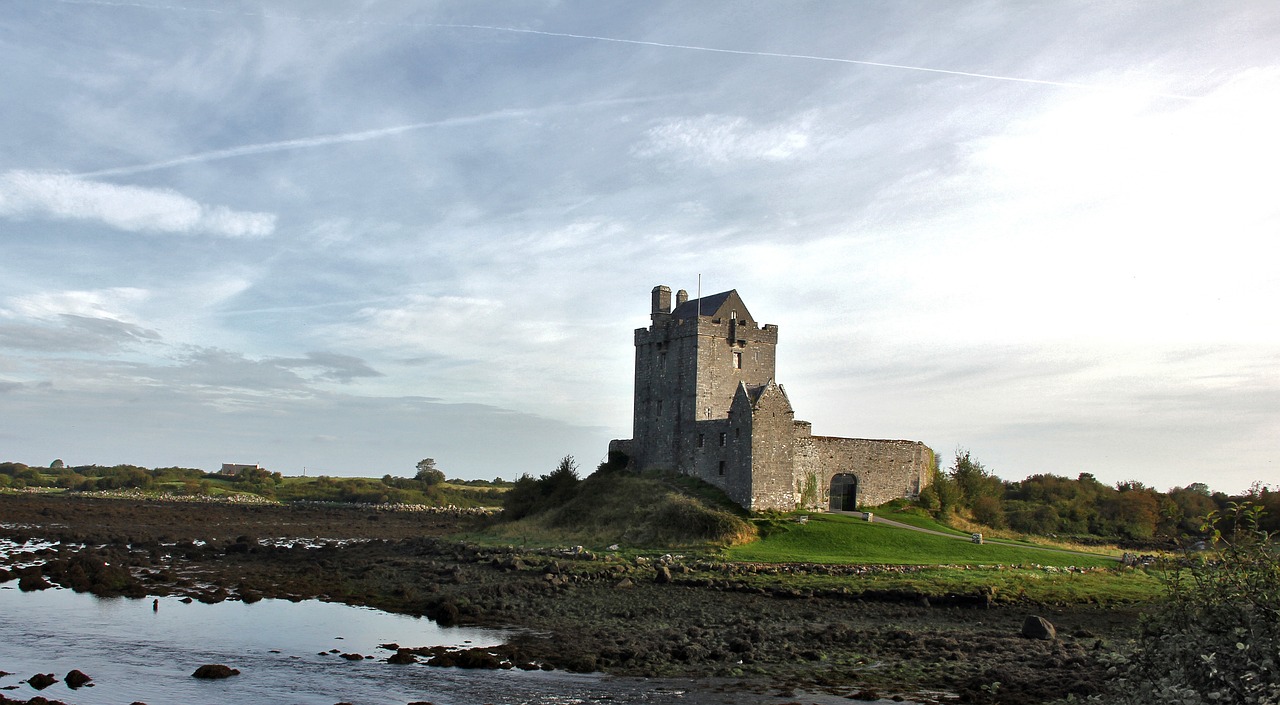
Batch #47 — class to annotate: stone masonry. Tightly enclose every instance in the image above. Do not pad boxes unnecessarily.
[609,285,933,512]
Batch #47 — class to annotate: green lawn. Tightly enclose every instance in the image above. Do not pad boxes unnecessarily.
[727,513,1115,568]
[870,508,971,535]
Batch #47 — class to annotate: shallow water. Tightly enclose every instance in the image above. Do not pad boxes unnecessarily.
[0,586,902,705]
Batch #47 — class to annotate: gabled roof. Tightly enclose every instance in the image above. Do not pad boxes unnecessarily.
[671,289,753,322]
[735,379,793,413]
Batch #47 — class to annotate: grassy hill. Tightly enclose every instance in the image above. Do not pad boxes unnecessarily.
[728,512,1116,568]
[486,471,756,548]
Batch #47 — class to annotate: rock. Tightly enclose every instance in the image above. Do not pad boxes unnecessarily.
[191,664,240,679]
[614,577,634,589]
[27,673,57,689]
[654,566,672,584]
[387,651,417,664]
[1021,615,1057,640]
[65,669,93,688]
[18,573,52,592]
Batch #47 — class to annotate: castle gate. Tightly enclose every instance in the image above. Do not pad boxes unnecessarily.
[828,473,858,511]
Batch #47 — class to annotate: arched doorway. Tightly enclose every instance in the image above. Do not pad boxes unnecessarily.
[828,473,858,511]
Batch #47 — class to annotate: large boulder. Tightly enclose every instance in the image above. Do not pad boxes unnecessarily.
[27,673,57,689]
[65,669,93,688]
[19,572,52,592]
[1021,615,1057,640]
[192,664,240,679]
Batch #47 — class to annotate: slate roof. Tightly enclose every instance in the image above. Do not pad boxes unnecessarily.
[672,290,741,320]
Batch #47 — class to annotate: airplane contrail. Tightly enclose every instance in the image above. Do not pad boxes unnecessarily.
[47,0,1202,102]
[74,100,644,178]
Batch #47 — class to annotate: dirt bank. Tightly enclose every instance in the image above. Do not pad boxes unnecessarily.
[0,493,1141,704]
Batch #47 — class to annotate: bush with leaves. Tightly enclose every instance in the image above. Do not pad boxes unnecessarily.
[1100,502,1279,704]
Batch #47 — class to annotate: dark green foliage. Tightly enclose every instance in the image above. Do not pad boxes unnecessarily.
[1102,503,1280,704]
[415,458,446,486]
[595,450,629,474]
[500,455,580,520]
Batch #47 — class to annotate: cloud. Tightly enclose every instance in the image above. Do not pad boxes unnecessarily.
[0,314,161,353]
[633,114,812,164]
[160,348,382,393]
[5,287,150,321]
[0,381,22,394]
[276,351,384,383]
[0,170,275,238]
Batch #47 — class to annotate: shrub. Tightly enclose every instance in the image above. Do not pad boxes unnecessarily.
[1100,502,1279,704]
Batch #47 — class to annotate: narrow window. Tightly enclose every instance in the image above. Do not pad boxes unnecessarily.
[719,432,727,447]
[657,400,663,414]
[733,351,742,369]
[697,434,705,448]
[735,428,741,439]
[718,461,726,476]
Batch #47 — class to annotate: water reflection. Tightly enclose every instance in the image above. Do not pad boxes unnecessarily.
[1,584,903,705]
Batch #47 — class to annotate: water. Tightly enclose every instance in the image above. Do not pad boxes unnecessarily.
[1,587,890,705]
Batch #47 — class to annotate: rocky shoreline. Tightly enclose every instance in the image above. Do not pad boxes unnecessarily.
[0,493,1141,704]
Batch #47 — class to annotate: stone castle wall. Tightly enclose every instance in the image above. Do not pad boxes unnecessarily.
[793,437,933,510]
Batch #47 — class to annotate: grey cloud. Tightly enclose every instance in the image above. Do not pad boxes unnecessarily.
[0,314,161,352]
[172,347,311,391]
[277,351,384,383]
[0,380,22,393]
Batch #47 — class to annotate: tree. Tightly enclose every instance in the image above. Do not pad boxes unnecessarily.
[415,458,445,486]
[50,458,64,469]
[949,450,1002,505]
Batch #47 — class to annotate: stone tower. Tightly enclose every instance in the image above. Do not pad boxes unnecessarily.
[627,286,781,506]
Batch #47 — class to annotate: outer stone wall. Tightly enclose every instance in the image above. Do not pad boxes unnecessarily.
[793,437,933,510]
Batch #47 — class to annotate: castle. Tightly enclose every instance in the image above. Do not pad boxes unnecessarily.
[609,285,934,512]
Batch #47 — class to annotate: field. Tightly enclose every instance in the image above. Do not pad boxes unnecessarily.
[729,512,1117,567]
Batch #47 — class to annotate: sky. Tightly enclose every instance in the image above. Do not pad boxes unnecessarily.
[1,1,1278,493]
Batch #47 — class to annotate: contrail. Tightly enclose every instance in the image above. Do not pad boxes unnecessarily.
[74,111,520,178]
[46,0,1202,101]
[430,24,1202,101]
[74,100,645,178]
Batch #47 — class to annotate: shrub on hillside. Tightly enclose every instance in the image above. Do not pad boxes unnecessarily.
[1099,503,1279,704]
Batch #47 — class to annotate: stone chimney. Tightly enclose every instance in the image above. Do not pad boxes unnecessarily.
[651,285,672,316]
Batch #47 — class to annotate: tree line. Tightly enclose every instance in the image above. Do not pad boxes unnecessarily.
[0,459,508,507]
[919,451,1279,541]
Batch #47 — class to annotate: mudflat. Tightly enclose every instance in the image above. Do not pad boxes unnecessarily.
[0,493,1141,704]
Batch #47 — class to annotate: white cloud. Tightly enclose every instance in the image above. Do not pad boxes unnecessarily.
[633,114,812,164]
[0,170,275,238]
[4,287,150,322]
